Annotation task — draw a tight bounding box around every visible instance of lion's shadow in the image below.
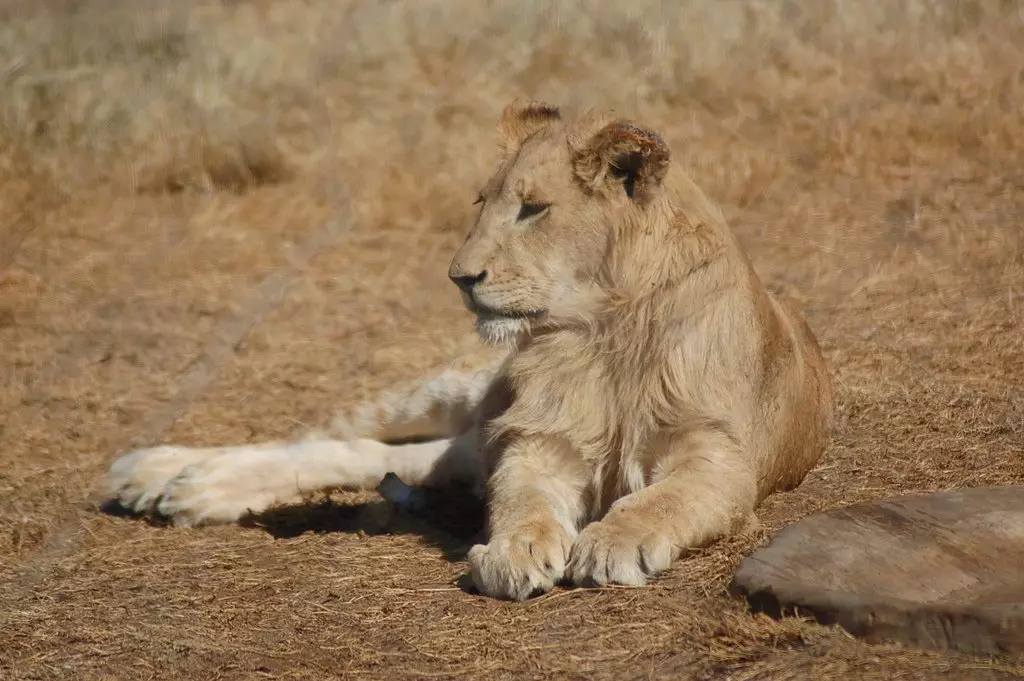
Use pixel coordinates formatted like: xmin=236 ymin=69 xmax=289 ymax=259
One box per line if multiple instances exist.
xmin=245 ymin=490 xmax=486 ymax=563
xmin=100 ymin=486 xmax=486 ymax=565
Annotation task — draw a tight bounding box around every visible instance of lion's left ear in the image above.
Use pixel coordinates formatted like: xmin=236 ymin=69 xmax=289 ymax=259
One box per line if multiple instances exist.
xmin=572 ymin=121 xmax=670 ymax=203
xmin=496 ymin=99 xmax=562 ymax=156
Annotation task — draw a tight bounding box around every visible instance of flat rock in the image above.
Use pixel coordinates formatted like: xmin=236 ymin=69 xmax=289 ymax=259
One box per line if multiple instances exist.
xmin=730 ymin=486 xmax=1024 ymax=656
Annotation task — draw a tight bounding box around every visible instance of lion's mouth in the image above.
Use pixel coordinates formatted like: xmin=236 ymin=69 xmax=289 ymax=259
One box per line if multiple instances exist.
xmin=463 ymin=294 xmax=545 ymax=321
xmin=469 ymin=301 xmax=545 ymax=321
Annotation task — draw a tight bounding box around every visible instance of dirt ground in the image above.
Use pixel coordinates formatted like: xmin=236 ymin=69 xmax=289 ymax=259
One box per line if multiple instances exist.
xmin=1 ymin=1 xmax=1022 ymax=679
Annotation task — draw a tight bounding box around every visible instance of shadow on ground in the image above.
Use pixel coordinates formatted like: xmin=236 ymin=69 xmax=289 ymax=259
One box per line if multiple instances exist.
xmin=98 ymin=486 xmax=487 ymax=565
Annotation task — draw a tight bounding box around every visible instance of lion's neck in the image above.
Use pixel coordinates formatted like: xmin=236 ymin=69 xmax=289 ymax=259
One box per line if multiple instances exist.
xmin=600 ymin=198 xmax=730 ymax=313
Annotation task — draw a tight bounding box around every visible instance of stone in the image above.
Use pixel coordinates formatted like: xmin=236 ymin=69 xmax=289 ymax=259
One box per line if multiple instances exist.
xmin=730 ymin=486 xmax=1024 ymax=656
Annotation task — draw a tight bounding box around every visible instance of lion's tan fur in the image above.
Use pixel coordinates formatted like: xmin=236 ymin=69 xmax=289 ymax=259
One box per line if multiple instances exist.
xmin=108 ymin=100 xmax=832 ymax=601
xmin=445 ymin=101 xmax=833 ymax=598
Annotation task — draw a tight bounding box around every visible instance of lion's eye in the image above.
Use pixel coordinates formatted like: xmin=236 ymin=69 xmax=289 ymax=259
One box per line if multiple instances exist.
xmin=473 ymin=193 xmax=485 ymax=205
xmin=517 ymin=202 xmax=550 ymax=221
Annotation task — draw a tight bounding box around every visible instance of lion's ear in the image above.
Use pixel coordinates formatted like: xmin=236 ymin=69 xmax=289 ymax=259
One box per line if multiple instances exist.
xmin=496 ymin=99 xmax=562 ymax=156
xmin=572 ymin=121 xmax=670 ymax=203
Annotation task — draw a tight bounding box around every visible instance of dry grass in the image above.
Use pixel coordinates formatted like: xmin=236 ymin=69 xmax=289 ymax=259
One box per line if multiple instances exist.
xmin=1 ymin=0 xmax=1023 ymax=678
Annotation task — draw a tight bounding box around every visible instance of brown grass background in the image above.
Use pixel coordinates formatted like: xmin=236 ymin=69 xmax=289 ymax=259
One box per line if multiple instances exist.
xmin=1 ymin=0 xmax=1022 ymax=679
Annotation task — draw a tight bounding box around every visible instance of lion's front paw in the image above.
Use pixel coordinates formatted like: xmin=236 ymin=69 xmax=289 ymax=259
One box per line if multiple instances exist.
xmin=467 ymin=524 xmax=573 ymax=601
xmin=109 ymin=446 xmax=217 ymax=515
xmin=155 ymin=452 xmax=289 ymax=527
xmin=567 ymin=518 xmax=676 ymax=587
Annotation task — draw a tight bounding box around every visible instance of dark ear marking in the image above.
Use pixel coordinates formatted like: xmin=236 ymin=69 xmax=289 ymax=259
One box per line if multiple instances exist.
xmin=516 ymin=102 xmax=561 ymax=123
xmin=610 ymin=151 xmax=645 ymax=199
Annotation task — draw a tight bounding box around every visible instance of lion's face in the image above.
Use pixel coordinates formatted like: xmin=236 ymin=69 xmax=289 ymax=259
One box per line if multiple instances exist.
xmin=449 ymin=102 xmax=671 ymax=345
xmin=448 ymin=125 xmax=607 ymax=344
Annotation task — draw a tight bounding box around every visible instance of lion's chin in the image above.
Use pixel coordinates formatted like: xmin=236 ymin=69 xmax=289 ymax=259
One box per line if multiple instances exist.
xmin=475 ymin=315 xmax=531 ymax=346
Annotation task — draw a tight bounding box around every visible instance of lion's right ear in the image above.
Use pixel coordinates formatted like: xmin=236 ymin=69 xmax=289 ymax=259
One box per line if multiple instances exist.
xmin=496 ymin=100 xmax=562 ymax=156
xmin=572 ymin=121 xmax=671 ymax=204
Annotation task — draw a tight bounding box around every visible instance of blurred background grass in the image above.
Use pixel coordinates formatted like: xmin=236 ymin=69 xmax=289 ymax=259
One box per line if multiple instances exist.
xmin=3 ymin=1 xmax=1021 ymax=202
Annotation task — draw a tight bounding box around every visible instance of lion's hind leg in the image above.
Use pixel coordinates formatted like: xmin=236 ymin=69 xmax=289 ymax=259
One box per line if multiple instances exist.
xmin=334 ymin=363 xmax=501 ymax=444
xmin=109 ymin=360 xmax=497 ymax=526
xmin=111 ymin=434 xmax=480 ymax=527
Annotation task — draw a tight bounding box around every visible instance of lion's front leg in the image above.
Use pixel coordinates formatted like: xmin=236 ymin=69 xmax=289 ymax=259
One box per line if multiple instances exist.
xmin=468 ymin=436 xmax=588 ymax=601
xmin=567 ymin=430 xmax=757 ymax=587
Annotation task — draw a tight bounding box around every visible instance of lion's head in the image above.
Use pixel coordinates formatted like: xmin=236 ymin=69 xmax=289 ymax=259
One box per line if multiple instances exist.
xmin=448 ymin=100 xmax=675 ymax=345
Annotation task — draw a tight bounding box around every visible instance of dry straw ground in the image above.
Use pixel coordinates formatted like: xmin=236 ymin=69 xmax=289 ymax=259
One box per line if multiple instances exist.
xmin=1 ymin=0 xmax=1022 ymax=679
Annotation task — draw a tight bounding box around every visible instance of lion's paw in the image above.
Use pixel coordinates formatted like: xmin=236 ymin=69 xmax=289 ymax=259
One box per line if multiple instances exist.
xmin=468 ymin=524 xmax=573 ymax=601
xmin=155 ymin=451 xmax=292 ymax=527
xmin=567 ymin=519 xmax=676 ymax=587
xmin=109 ymin=446 xmax=218 ymax=515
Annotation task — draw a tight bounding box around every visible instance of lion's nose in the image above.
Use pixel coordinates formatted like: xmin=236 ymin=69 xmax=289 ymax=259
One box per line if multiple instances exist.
xmin=449 ymin=270 xmax=487 ymax=294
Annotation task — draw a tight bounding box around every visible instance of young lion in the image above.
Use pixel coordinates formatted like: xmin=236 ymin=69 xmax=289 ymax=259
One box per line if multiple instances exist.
xmin=110 ymin=101 xmax=833 ymax=601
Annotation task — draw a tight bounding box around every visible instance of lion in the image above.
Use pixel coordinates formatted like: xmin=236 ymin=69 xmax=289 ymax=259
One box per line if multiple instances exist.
xmin=109 ymin=100 xmax=833 ymax=601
